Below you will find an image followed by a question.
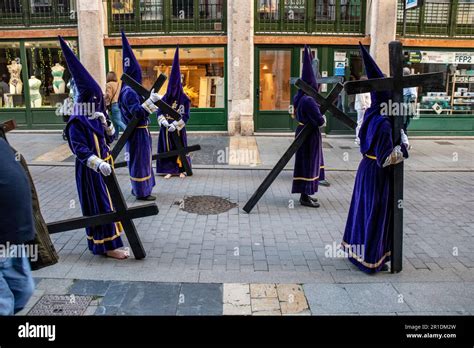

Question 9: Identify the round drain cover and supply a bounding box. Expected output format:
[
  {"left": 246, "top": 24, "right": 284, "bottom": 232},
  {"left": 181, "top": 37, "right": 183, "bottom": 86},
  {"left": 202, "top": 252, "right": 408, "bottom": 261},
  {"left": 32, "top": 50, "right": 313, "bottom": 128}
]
[{"left": 179, "top": 195, "right": 237, "bottom": 215}]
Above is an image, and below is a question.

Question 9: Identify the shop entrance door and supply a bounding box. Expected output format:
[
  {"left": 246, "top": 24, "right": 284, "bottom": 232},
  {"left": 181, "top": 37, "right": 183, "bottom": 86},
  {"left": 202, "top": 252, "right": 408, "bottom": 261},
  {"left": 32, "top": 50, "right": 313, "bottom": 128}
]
[{"left": 255, "top": 47, "right": 296, "bottom": 132}]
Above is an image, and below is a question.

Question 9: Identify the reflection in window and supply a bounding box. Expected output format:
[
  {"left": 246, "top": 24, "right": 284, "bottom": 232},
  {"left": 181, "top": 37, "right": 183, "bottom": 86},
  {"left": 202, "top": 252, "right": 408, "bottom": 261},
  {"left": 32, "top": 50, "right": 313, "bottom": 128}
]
[
  {"left": 0, "top": 42, "right": 23, "bottom": 108},
  {"left": 172, "top": 0, "right": 194, "bottom": 19},
  {"left": 199, "top": 0, "right": 223, "bottom": 20},
  {"left": 141, "top": 0, "right": 164, "bottom": 21},
  {"left": 108, "top": 47, "right": 225, "bottom": 108},
  {"left": 285, "top": 0, "right": 306, "bottom": 21},
  {"left": 258, "top": 0, "right": 280, "bottom": 20},
  {"left": 315, "top": 0, "right": 335, "bottom": 21},
  {"left": 259, "top": 50, "right": 291, "bottom": 111},
  {"left": 25, "top": 40, "right": 77, "bottom": 108}
]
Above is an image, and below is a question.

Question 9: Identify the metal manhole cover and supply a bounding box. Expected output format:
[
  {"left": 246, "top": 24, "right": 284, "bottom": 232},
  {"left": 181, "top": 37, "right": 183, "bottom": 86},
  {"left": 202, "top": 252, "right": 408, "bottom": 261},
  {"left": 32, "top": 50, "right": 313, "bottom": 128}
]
[
  {"left": 179, "top": 195, "right": 238, "bottom": 215},
  {"left": 28, "top": 295, "right": 93, "bottom": 316}
]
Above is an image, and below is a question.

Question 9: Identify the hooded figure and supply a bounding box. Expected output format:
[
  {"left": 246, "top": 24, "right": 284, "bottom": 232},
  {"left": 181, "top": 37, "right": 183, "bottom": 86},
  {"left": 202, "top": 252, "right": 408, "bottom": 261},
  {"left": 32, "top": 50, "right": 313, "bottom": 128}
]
[
  {"left": 59, "top": 36, "right": 128, "bottom": 260},
  {"left": 342, "top": 43, "right": 409, "bottom": 274},
  {"left": 292, "top": 45, "right": 327, "bottom": 208},
  {"left": 119, "top": 31, "right": 157, "bottom": 201},
  {"left": 156, "top": 47, "right": 191, "bottom": 178}
]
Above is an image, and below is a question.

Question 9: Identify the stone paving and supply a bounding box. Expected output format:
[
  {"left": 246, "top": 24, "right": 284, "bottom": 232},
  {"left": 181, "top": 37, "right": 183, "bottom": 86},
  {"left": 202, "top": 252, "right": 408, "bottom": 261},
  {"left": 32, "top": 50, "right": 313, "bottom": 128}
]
[{"left": 6, "top": 133, "right": 474, "bottom": 315}]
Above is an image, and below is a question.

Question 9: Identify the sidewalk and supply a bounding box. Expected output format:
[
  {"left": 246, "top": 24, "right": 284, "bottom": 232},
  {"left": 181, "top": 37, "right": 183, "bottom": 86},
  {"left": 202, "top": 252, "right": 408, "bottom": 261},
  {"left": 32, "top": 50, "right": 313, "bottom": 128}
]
[{"left": 6, "top": 133, "right": 474, "bottom": 315}]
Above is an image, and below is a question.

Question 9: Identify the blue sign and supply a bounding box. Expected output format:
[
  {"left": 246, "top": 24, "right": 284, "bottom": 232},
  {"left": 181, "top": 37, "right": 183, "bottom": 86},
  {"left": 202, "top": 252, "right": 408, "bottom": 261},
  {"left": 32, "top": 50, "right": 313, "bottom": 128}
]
[{"left": 406, "top": 0, "right": 419, "bottom": 10}]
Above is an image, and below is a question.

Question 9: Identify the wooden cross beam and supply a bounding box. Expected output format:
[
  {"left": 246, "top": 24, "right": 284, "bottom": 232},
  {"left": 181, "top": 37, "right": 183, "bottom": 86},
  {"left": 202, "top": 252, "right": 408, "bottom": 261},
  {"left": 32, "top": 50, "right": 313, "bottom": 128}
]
[
  {"left": 117, "top": 73, "right": 201, "bottom": 176},
  {"left": 344, "top": 41, "right": 444, "bottom": 273},
  {"left": 0, "top": 120, "right": 156, "bottom": 260},
  {"left": 243, "top": 83, "right": 354, "bottom": 214}
]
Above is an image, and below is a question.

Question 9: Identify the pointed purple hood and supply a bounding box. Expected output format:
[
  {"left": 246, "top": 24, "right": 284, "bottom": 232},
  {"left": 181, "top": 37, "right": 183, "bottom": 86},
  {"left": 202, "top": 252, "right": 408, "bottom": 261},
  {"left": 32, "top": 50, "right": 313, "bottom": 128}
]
[
  {"left": 162, "top": 46, "right": 191, "bottom": 108},
  {"left": 294, "top": 45, "right": 319, "bottom": 110},
  {"left": 121, "top": 30, "right": 142, "bottom": 84},
  {"left": 59, "top": 36, "right": 105, "bottom": 136},
  {"left": 358, "top": 43, "right": 392, "bottom": 155}
]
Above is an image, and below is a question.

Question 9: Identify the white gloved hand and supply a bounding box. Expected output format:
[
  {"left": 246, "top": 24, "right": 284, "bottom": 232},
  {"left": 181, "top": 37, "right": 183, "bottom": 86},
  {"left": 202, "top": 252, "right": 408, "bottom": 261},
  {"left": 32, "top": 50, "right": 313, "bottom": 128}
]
[
  {"left": 168, "top": 123, "right": 177, "bottom": 133},
  {"left": 320, "top": 115, "right": 327, "bottom": 129},
  {"left": 401, "top": 129, "right": 410, "bottom": 148},
  {"left": 383, "top": 145, "right": 405, "bottom": 168},
  {"left": 149, "top": 89, "right": 161, "bottom": 103},
  {"left": 89, "top": 112, "right": 107, "bottom": 125},
  {"left": 98, "top": 162, "right": 112, "bottom": 176},
  {"left": 158, "top": 115, "right": 170, "bottom": 128}
]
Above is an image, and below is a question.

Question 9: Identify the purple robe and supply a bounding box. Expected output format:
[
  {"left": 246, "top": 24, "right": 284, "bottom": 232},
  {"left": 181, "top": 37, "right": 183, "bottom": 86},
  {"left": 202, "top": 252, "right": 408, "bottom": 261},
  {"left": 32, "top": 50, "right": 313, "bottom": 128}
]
[
  {"left": 66, "top": 119, "right": 124, "bottom": 255},
  {"left": 156, "top": 99, "right": 191, "bottom": 175},
  {"left": 342, "top": 111, "right": 408, "bottom": 273},
  {"left": 119, "top": 86, "right": 156, "bottom": 198},
  {"left": 292, "top": 95, "right": 326, "bottom": 195}
]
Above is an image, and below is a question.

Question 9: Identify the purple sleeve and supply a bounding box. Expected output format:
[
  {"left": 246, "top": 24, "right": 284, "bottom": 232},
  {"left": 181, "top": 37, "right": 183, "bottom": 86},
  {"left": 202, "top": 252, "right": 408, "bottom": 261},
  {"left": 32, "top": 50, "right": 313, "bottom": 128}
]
[
  {"left": 301, "top": 97, "right": 325, "bottom": 128},
  {"left": 68, "top": 122, "right": 95, "bottom": 165},
  {"left": 122, "top": 88, "right": 151, "bottom": 120},
  {"left": 374, "top": 122, "right": 395, "bottom": 168}
]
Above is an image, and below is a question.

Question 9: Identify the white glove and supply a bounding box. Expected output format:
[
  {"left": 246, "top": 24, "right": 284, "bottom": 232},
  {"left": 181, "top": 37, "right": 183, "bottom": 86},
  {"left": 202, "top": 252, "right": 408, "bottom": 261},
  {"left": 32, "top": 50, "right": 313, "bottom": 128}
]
[
  {"left": 98, "top": 162, "right": 112, "bottom": 176},
  {"left": 89, "top": 112, "right": 107, "bottom": 125},
  {"left": 401, "top": 129, "right": 410, "bottom": 148},
  {"left": 149, "top": 89, "right": 161, "bottom": 103},
  {"left": 168, "top": 123, "right": 177, "bottom": 133},
  {"left": 141, "top": 90, "right": 161, "bottom": 114},
  {"left": 158, "top": 115, "right": 170, "bottom": 128},
  {"left": 383, "top": 145, "right": 405, "bottom": 168},
  {"left": 320, "top": 115, "right": 327, "bottom": 129}
]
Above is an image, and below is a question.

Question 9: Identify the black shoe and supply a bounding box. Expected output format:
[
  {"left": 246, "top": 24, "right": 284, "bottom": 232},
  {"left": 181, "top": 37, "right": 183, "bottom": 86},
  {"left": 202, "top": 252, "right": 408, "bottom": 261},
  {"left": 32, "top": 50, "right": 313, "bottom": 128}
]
[
  {"left": 308, "top": 196, "right": 318, "bottom": 203},
  {"left": 380, "top": 264, "right": 390, "bottom": 272},
  {"left": 300, "top": 194, "right": 320, "bottom": 208},
  {"left": 319, "top": 180, "right": 331, "bottom": 187},
  {"left": 136, "top": 195, "right": 157, "bottom": 202}
]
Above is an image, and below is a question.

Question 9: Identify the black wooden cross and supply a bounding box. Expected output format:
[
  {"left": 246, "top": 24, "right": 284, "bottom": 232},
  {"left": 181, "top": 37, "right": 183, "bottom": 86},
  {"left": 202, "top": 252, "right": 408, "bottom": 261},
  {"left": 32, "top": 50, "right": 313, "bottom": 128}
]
[
  {"left": 243, "top": 83, "right": 356, "bottom": 214},
  {"left": 1, "top": 120, "right": 157, "bottom": 260},
  {"left": 344, "top": 41, "right": 444, "bottom": 273},
  {"left": 113, "top": 73, "right": 201, "bottom": 176}
]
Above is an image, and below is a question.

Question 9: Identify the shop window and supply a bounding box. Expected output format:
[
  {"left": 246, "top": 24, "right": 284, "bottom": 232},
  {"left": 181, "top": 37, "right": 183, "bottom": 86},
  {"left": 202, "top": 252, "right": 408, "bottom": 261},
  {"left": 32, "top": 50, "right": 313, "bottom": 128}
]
[
  {"left": 25, "top": 40, "right": 77, "bottom": 108},
  {"left": 108, "top": 46, "right": 225, "bottom": 108},
  {"left": 405, "top": 50, "right": 474, "bottom": 115},
  {"left": 258, "top": 0, "right": 280, "bottom": 21},
  {"left": 259, "top": 50, "right": 291, "bottom": 111},
  {"left": 0, "top": 42, "right": 23, "bottom": 108}
]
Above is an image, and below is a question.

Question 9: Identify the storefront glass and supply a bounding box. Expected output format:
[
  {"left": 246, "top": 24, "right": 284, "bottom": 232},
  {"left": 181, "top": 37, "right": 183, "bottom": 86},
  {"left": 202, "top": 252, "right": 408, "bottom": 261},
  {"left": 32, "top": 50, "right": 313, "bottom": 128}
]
[
  {"left": 0, "top": 42, "right": 23, "bottom": 108},
  {"left": 108, "top": 46, "right": 225, "bottom": 108},
  {"left": 259, "top": 49, "right": 291, "bottom": 111},
  {"left": 25, "top": 40, "right": 77, "bottom": 108},
  {"left": 405, "top": 50, "right": 474, "bottom": 115}
]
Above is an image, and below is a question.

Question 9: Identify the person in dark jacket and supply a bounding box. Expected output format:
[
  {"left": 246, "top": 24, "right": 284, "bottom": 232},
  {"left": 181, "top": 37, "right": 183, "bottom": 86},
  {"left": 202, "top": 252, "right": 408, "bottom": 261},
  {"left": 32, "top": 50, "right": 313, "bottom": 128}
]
[{"left": 0, "top": 137, "right": 35, "bottom": 315}]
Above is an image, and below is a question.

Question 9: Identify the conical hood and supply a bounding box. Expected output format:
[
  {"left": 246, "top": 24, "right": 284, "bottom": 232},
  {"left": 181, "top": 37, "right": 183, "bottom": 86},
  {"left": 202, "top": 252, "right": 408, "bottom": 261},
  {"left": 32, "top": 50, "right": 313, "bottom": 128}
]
[
  {"left": 59, "top": 36, "right": 103, "bottom": 106},
  {"left": 294, "top": 45, "right": 319, "bottom": 110},
  {"left": 359, "top": 42, "right": 390, "bottom": 107},
  {"left": 358, "top": 43, "right": 392, "bottom": 154},
  {"left": 163, "top": 46, "right": 190, "bottom": 106},
  {"left": 59, "top": 36, "right": 105, "bottom": 135},
  {"left": 121, "top": 30, "right": 142, "bottom": 83}
]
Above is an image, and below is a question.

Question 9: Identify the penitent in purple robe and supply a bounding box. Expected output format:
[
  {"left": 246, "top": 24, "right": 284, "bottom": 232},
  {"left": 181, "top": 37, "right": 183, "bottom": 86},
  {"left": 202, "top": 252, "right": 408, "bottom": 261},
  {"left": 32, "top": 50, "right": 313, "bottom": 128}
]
[
  {"left": 292, "top": 46, "right": 326, "bottom": 195},
  {"left": 59, "top": 36, "right": 123, "bottom": 255},
  {"left": 119, "top": 31, "right": 155, "bottom": 198},
  {"left": 342, "top": 43, "right": 408, "bottom": 274},
  {"left": 156, "top": 47, "right": 192, "bottom": 175}
]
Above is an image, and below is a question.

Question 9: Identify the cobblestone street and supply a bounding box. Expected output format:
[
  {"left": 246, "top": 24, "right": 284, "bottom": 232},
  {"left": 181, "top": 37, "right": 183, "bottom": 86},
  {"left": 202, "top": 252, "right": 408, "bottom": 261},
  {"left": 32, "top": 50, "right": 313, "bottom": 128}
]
[{"left": 7, "top": 133, "right": 474, "bottom": 315}]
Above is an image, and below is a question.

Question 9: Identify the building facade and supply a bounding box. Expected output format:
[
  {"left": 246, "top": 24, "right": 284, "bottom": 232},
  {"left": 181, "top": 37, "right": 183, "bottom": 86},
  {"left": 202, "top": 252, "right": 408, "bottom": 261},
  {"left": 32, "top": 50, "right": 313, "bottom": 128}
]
[{"left": 0, "top": 0, "right": 472, "bottom": 135}]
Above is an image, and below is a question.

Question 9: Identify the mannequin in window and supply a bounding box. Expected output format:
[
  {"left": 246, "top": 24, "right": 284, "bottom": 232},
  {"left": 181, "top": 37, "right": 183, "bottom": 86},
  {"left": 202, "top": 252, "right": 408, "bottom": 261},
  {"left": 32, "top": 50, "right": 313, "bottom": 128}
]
[
  {"left": 7, "top": 58, "right": 23, "bottom": 95},
  {"left": 28, "top": 76, "right": 42, "bottom": 107},
  {"left": 51, "top": 63, "right": 66, "bottom": 94}
]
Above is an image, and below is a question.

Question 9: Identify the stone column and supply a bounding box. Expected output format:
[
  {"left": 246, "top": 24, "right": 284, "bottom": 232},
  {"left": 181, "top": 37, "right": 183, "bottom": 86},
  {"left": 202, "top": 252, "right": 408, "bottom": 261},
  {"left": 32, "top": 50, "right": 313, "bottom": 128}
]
[
  {"left": 369, "top": 0, "right": 398, "bottom": 73},
  {"left": 77, "top": 0, "right": 106, "bottom": 90},
  {"left": 227, "top": 0, "right": 254, "bottom": 135}
]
